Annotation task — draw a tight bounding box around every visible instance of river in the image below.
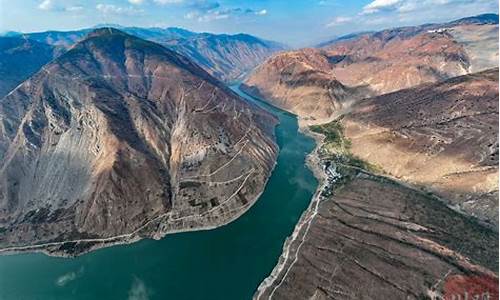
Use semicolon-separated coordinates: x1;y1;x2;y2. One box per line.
0;84;318;300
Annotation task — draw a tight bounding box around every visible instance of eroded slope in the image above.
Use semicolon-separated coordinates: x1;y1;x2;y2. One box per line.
242;49;369;122
0;28;278;256
343;68;499;225
256;172;498;299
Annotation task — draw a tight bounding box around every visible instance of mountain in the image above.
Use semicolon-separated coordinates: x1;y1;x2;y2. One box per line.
243;14;498;120
19;29;92;48
342;68;499;225
0;28;278;256
163;33;286;82
241;48;370;121
315;31;373;48
256;69;499;300
123;26;197;42
322;14;498;92
0;37;55;98
317;13;499;50
15;27;286;82
448;13;499;26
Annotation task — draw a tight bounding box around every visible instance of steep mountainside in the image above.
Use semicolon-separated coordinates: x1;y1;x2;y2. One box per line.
0;28;278;256
342;68;499;225
256;172;498;299
324;22;498;94
19;29;91;48
324;28;471;93
242;48;370;121
16;27;285;82
243;14;498;120
19;26;197;48
0;37;55;98
163;33;285;82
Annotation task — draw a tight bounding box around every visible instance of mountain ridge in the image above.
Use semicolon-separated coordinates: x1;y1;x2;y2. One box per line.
0;28;278;256
243;13;499;121
5;26;286;83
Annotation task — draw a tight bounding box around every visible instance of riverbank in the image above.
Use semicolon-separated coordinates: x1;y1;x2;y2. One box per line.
254;125;327;300
0;84;319;300
0;134;279;258
253;116;499;299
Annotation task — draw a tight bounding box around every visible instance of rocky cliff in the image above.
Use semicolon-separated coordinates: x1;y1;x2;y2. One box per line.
163;33;285;82
0;28;278;256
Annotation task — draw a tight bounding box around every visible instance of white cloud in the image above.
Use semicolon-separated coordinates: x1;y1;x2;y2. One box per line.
129;0;146;4
256;9;267;16
361;0;495;15
66;5;84;12
153;0;184;4
190;10;230;22
326;16;353;27
186;6;268;22
362;0;402;14
38;0;85;12
96;4;144;15
38;0;54;10
323;0;497;31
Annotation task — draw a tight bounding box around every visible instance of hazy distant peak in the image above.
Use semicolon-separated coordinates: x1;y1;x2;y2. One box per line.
87;27;128;38
448;13;499;26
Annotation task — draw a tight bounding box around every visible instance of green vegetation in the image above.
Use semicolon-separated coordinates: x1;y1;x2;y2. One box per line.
310;118;381;173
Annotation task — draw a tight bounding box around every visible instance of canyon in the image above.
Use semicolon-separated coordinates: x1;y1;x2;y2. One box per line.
0;11;497;300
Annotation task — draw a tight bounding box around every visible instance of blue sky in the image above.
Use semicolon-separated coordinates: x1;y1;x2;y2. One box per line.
0;0;498;46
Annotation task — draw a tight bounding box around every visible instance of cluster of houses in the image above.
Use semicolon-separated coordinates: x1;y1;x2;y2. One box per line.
320;161;342;198
427;28;448;34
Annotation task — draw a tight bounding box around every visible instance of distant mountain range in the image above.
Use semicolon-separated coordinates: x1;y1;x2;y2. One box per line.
243;13;499;121
317;13;499;48
2;26;286;83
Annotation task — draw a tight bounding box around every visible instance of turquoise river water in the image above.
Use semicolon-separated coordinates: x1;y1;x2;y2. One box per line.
0;84;318;300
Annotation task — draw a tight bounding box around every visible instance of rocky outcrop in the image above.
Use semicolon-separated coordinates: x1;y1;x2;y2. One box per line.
324;23;498;94
0;37;55;98
324;29;471;94
0;28;278;256
342;68;499;225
